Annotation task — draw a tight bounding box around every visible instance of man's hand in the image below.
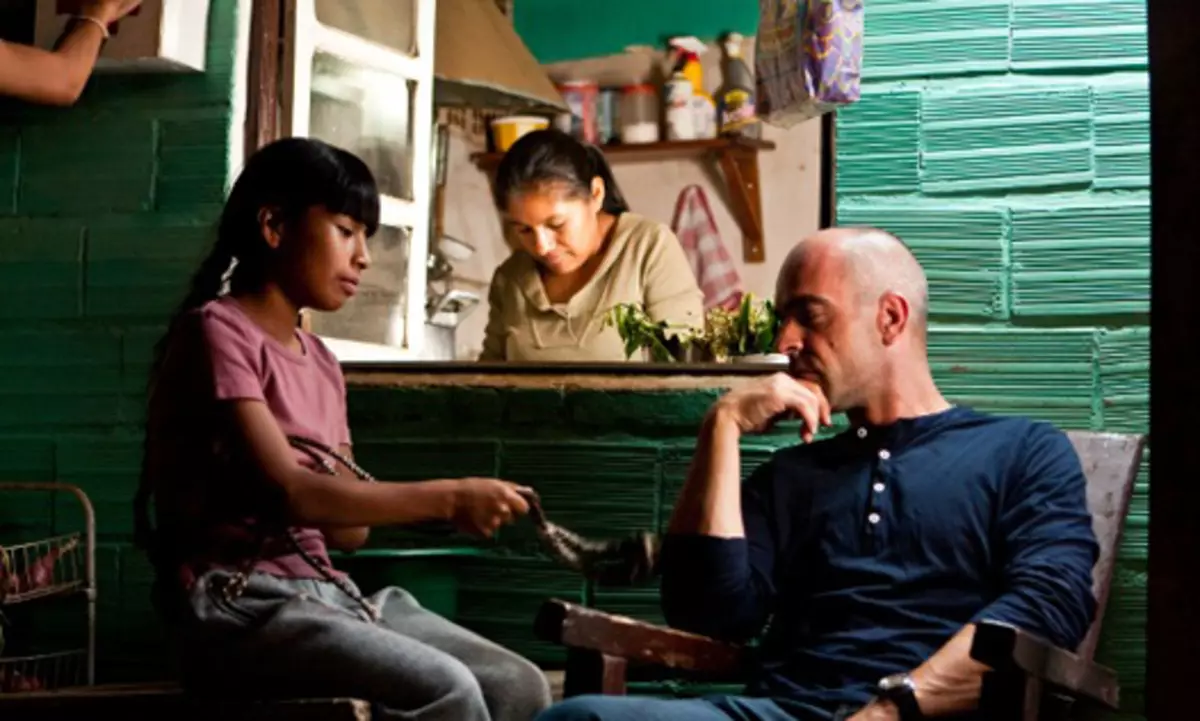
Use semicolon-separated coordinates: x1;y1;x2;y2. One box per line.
713;372;832;442
847;699;899;721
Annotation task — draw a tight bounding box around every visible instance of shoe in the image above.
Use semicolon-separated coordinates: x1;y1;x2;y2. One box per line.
519;489;660;586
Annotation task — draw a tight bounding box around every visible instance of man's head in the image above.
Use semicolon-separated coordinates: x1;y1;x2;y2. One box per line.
774;226;929;412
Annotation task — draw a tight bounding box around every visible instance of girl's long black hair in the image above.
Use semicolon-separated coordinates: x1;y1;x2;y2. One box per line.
133;137;380;580
492;128;629;216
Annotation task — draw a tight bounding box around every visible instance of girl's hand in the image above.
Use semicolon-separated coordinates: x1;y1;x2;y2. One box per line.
450;478;532;537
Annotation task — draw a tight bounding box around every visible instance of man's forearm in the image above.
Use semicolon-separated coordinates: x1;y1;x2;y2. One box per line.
852;624;988;721
667;407;745;537
912;624;988;715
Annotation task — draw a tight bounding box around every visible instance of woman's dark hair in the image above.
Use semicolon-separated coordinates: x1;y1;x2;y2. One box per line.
134;137;379;578
492;128;629;216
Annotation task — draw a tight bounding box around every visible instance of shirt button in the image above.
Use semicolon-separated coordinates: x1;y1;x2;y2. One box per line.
856;427;868;439
873;482;886;493
878;449;891;460
868;512;881;524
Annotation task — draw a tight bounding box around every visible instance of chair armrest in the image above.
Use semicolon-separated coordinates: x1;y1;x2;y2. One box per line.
970;620;1120;710
534;598;745;674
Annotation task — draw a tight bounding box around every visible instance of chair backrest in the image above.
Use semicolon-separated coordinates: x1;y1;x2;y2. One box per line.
1065;430;1146;661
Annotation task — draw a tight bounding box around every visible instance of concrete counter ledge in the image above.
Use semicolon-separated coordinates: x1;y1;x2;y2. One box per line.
342;360;782;391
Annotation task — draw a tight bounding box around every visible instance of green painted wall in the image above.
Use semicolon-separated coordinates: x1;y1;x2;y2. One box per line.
0;1;240;682
834;0;1150;717
514;0;759;63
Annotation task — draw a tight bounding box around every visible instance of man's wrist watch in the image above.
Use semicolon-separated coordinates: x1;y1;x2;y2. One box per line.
876;673;924;721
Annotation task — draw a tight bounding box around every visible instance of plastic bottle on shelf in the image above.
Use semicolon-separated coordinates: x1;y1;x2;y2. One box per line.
664;71;695;141
716;32;761;139
667;36;717;139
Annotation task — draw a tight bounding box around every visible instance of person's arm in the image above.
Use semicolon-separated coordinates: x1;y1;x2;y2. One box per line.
200;309;529;536
230;399;527;535
0;0;142;106
320;444;370;551
660;374;830;641
851;424;1100;720
478;269;508;361
641;224;705;329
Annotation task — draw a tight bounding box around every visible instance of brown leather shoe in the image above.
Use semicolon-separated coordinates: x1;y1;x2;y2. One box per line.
519;489;660;586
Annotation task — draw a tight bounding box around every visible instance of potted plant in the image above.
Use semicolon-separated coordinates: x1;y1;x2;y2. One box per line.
702;294;786;364
603;303;705;362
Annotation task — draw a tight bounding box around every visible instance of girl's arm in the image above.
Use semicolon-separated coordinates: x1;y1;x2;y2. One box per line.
320;444;371;551
230;399;530;535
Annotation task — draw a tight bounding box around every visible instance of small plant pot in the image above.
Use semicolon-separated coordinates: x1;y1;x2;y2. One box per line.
731;353;789;365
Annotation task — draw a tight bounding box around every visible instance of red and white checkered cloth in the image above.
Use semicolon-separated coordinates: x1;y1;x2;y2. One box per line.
670;184;745;311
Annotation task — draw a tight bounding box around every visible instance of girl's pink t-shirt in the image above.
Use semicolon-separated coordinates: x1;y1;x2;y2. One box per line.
145;295;352;587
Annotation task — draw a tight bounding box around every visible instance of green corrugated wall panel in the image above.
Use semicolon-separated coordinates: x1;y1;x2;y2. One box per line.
1098;327;1149;398
1011;0;1147;70
1117;450;1149;564
454;556;584;666
835;91;921;196
1093;76;1151;189
353;439;499;481
941;397;1094;429
1094;566;1147;691
836;153;922;196
837;204;1008;318
928;327;1096;407
927;326;1096;364
499;441;661;540
1008;199;1149;317
921;84;1094;193
861;1;1011;81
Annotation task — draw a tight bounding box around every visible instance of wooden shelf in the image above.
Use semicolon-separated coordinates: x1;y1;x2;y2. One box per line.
470;137;776;263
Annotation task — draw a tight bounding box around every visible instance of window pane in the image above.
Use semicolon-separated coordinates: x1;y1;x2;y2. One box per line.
315;0;418;56
310;52;416;199
309;224;411;348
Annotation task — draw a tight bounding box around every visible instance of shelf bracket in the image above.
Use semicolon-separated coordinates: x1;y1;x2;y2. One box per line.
714;147;765;264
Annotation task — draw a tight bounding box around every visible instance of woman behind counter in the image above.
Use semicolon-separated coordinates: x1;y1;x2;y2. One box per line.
480;129;704;362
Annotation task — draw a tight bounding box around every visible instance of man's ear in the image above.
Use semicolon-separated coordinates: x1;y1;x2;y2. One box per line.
257;207;285;250
878;291;910;346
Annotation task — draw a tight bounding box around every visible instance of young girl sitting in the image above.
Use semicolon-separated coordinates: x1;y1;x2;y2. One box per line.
135;137;552;721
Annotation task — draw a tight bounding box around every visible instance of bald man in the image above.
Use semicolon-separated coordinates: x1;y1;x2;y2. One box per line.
537;228;1099;721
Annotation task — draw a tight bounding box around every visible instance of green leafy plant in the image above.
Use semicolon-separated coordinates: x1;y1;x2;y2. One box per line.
603;303;701;362
703;293;779;361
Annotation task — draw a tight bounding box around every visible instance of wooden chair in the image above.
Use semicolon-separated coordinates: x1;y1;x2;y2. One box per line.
533;431;1146;721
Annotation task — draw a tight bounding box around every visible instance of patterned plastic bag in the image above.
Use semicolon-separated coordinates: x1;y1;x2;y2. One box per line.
755;0;864;127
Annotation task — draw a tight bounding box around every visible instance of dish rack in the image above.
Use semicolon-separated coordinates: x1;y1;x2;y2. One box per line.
0;483;95;694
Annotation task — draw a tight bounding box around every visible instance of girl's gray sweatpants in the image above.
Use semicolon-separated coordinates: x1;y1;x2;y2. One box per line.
177;568;552;721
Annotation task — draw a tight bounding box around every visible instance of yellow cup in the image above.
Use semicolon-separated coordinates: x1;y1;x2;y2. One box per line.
491;115;550;152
